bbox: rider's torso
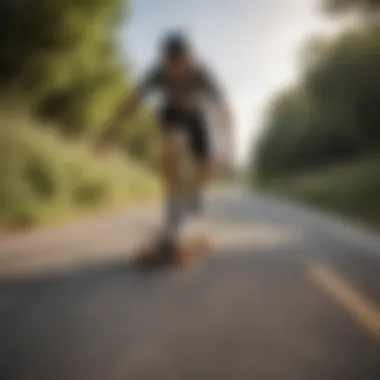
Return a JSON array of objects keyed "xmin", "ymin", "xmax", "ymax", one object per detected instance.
[
  {"xmin": 162, "ymin": 71, "xmax": 205, "ymax": 109},
  {"xmin": 141, "ymin": 64, "xmax": 220, "ymax": 111}
]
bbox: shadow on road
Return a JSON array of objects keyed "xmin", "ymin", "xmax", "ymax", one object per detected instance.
[
  {"xmin": 0, "ymin": 254, "xmax": 178, "ymax": 299},
  {"xmin": 0, "ymin": 243, "xmax": 379, "ymax": 380}
]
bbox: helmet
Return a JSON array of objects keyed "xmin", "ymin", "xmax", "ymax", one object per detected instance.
[{"xmin": 161, "ymin": 31, "xmax": 190, "ymax": 58}]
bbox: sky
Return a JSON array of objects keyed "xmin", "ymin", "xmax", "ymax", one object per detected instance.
[{"xmin": 122, "ymin": 0, "xmax": 340, "ymax": 165}]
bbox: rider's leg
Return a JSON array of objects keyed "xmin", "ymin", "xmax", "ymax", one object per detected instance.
[
  {"xmin": 178, "ymin": 117, "xmax": 211, "ymax": 240},
  {"xmin": 158, "ymin": 106, "xmax": 189, "ymax": 236},
  {"xmin": 189, "ymin": 157, "xmax": 212, "ymax": 214},
  {"xmin": 187, "ymin": 112, "xmax": 211, "ymax": 215},
  {"xmin": 161, "ymin": 128, "xmax": 185, "ymax": 235}
]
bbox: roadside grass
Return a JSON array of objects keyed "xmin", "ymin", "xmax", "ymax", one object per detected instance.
[
  {"xmin": 260, "ymin": 156, "xmax": 380, "ymax": 228},
  {"xmin": 0, "ymin": 114, "xmax": 161, "ymax": 233}
]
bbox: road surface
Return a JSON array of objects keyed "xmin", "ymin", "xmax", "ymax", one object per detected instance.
[{"xmin": 0, "ymin": 189, "xmax": 379, "ymax": 379}]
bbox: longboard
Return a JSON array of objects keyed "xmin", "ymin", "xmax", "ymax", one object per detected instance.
[{"xmin": 132, "ymin": 229, "xmax": 210, "ymax": 269}]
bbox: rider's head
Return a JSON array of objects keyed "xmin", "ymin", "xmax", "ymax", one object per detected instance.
[{"xmin": 161, "ymin": 31, "xmax": 193, "ymax": 73}]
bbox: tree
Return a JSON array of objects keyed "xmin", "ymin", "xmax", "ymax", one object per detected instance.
[
  {"xmin": 305, "ymin": 26, "xmax": 380, "ymax": 149},
  {"xmin": 0, "ymin": 0, "xmax": 130, "ymax": 136},
  {"xmin": 322, "ymin": 0, "xmax": 380, "ymax": 22},
  {"xmin": 250, "ymin": 0, "xmax": 380, "ymax": 184},
  {"xmin": 252, "ymin": 87, "xmax": 359, "ymax": 183}
]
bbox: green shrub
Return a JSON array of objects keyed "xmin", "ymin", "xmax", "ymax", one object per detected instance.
[
  {"xmin": 0, "ymin": 114, "xmax": 160, "ymax": 229},
  {"xmin": 264, "ymin": 157, "xmax": 380, "ymax": 226}
]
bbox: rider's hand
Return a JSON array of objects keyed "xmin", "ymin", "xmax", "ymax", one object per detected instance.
[
  {"xmin": 93, "ymin": 138, "xmax": 112, "ymax": 157},
  {"xmin": 93, "ymin": 121, "xmax": 118, "ymax": 157}
]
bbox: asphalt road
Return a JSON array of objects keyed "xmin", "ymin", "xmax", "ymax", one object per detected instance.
[{"xmin": 0, "ymin": 189, "xmax": 379, "ymax": 380}]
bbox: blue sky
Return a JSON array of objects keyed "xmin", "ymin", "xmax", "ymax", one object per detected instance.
[{"xmin": 122, "ymin": 0, "xmax": 339, "ymax": 164}]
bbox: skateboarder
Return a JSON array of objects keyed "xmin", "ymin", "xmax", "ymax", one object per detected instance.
[{"xmin": 95, "ymin": 30, "xmax": 234, "ymax": 241}]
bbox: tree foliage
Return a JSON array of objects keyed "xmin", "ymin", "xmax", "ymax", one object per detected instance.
[
  {"xmin": 0, "ymin": 0, "xmax": 160, "ymax": 170},
  {"xmin": 322, "ymin": 0, "xmax": 380, "ymax": 23},
  {"xmin": 322, "ymin": 0, "xmax": 380, "ymax": 15},
  {"xmin": 0, "ymin": 0, "xmax": 130, "ymax": 135},
  {"xmin": 305, "ymin": 26, "xmax": 380, "ymax": 149},
  {"xmin": 252, "ymin": 17, "xmax": 380, "ymax": 183}
]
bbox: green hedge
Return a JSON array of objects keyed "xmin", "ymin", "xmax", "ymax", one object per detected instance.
[
  {"xmin": 263, "ymin": 157, "xmax": 380, "ymax": 227},
  {"xmin": 0, "ymin": 115, "xmax": 160, "ymax": 229}
]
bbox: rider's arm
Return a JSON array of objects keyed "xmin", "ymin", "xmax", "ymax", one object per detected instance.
[
  {"xmin": 97, "ymin": 91, "xmax": 141, "ymax": 145},
  {"xmin": 201, "ymin": 67, "xmax": 232, "ymax": 124},
  {"xmin": 97, "ymin": 66, "xmax": 161, "ymax": 146},
  {"xmin": 201, "ymin": 67, "xmax": 234, "ymax": 156}
]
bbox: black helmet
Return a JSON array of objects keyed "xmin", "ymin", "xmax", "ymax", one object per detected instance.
[{"xmin": 161, "ymin": 31, "xmax": 190, "ymax": 58}]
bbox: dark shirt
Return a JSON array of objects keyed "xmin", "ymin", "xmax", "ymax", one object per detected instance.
[{"xmin": 136, "ymin": 63, "xmax": 224, "ymax": 110}]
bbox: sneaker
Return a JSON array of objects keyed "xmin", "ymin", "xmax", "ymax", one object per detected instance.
[{"xmin": 179, "ymin": 215, "xmax": 209, "ymax": 241}]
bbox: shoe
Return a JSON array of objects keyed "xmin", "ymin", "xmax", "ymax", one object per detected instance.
[{"xmin": 179, "ymin": 215, "xmax": 209, "ymax": 241}]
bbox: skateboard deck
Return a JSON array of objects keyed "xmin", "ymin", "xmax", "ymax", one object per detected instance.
[{"xmin": 133, "ymin": 229, "xmax": 210, "ymax": 269}]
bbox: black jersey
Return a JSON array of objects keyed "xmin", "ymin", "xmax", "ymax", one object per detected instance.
[{"xmin": 136, "ymin": 64, "xmax": 224, "ymax": 110}]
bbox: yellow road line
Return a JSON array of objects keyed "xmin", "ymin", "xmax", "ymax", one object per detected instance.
[{"xmin": 309, "ymin": 263, "xmax": 380, "ymax": 339}]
